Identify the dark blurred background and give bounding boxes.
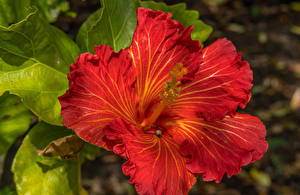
[52,0,300,194]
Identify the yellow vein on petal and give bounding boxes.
[186,121,250,144]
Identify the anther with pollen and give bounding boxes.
[162,62,187,104]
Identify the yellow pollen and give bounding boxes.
[141,63,187,128]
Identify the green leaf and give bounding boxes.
[12,122,81,195]
[0,60,68,125]
[0,0,71,25]
[0,8,79,73]
[0,8,80,125]
[0,93,32,155]
[140,1,213,43]
[77,0,212,53]
[77,0,139,52]
[0,0,33,27]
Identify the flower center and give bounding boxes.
[141,63,187,131]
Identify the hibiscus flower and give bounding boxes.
[59,7,268,195]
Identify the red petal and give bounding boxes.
[173,38,253,120]
[104,119,196,195]
[59,45,137,148]
[175,113,268,182]
[130,8,202,114]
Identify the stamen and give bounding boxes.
[141,63,187,128]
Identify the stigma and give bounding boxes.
[141,63,187,129]
[156,130,162,137]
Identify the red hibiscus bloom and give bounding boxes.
[59,8,268,195]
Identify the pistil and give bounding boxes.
[141,63,187,128]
